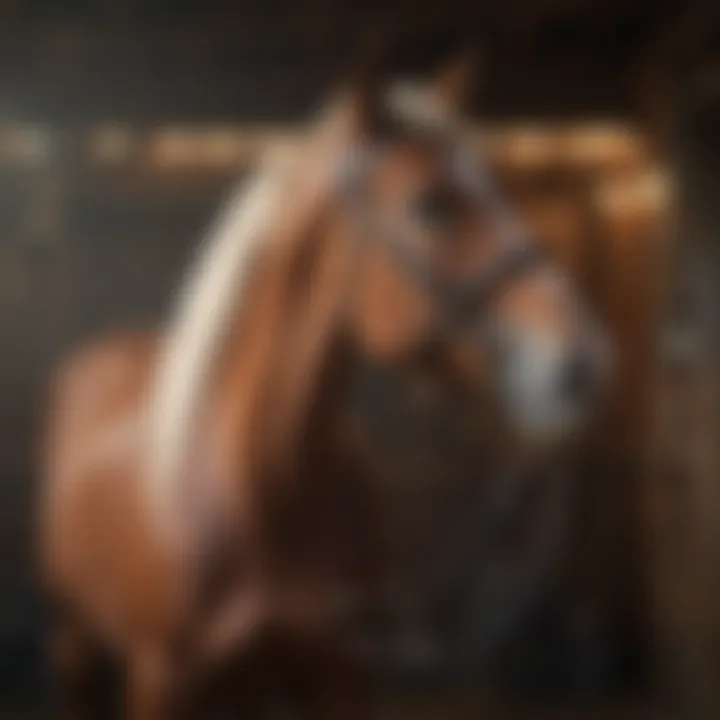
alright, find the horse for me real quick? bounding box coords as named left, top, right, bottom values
left=39, top=56, right=608, bottom=719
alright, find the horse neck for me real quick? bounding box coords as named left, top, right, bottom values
left=203, top=199, right=360, bottom=496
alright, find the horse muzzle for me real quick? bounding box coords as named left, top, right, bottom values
left=492, top=306, right=612, bottom=447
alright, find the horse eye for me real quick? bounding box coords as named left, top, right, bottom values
left=410, top=186, right=457, bottom=230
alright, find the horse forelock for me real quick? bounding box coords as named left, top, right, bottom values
left=383, top=80, right=466, bottom=145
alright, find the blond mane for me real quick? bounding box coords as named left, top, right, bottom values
left=147, top=97, right=359, bottom=531
left=148, top=157, right=286, bottom=499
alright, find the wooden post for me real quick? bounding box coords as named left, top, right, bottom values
left=647, top=73, right=720, bottom=720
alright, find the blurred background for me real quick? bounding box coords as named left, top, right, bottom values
left=0, top=0, right=719, bottom=718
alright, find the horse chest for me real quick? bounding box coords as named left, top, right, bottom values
left=336, top=361, right=572, bottom=674
left=344, top=360, right=495, bottom=590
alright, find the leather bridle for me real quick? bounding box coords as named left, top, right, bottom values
left=338, top=143, right=546, bottom=330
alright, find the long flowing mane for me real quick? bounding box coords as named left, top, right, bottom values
left=149, top=152, right=291, bottom=504
left=147, top=97, right=357, bottom=523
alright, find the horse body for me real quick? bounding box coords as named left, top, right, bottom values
left=41, top=334, right=179, bottom=650
left=41, top=166, right=380, bottom=718
left=40, top=62, right=609, bottom=719
left=43, top=298, right=380, bottom=720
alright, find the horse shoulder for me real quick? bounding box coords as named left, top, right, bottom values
left=41, top=330, right=184, bottom=646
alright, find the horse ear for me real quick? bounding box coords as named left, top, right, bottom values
left=430, top=49, right=481, bottom=114
left=341, top=27, right=398, bottom=139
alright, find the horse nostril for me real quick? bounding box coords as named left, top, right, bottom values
left=560, top=352, right=596, bottom=402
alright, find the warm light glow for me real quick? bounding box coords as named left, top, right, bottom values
left=559, top=126, right=645, bottom=170
left=486, top=127, right=558, bottom=169
left=595, top=168, right=671, bottom=217
left=148, top=127, right=209, bottom=168
left=89, top=125, right=135, bottom=164
left=0, top=125, right=52, bottom=165
left=146, top=125, right=282, bottom=169
left=480, top=124, right=646, bottom=172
